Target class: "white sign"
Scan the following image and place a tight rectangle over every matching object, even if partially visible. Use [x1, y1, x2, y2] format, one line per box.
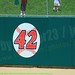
[13, 23, 40, 58]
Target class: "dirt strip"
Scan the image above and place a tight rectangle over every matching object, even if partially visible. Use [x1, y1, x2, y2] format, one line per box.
[0, 67, 75, 75]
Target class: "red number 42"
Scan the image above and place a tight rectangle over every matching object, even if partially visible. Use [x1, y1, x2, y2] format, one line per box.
[14, 30, 37, 49]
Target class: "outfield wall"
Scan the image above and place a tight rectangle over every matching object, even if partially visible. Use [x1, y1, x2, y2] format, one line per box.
[0, 16, 75, 67]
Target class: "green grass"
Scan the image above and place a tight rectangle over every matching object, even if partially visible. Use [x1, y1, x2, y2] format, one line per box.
[0, 0, 75, 15]
[0, 72, 52, 75]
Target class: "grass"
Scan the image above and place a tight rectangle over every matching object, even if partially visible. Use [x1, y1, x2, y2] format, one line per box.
[0, 0, 75, 15]
[0, 73, 51, 75]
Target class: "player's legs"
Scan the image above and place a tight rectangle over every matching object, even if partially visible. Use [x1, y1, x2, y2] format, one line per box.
[53, 1, 60, 12]
[20, 4, 26, 16]
[55, 6, 59, 12]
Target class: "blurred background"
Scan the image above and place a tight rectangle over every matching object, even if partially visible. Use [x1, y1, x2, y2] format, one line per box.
[0, 0, 75, 15]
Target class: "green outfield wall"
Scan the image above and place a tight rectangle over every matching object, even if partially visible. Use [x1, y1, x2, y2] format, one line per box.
[0, 16, 75, 67]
